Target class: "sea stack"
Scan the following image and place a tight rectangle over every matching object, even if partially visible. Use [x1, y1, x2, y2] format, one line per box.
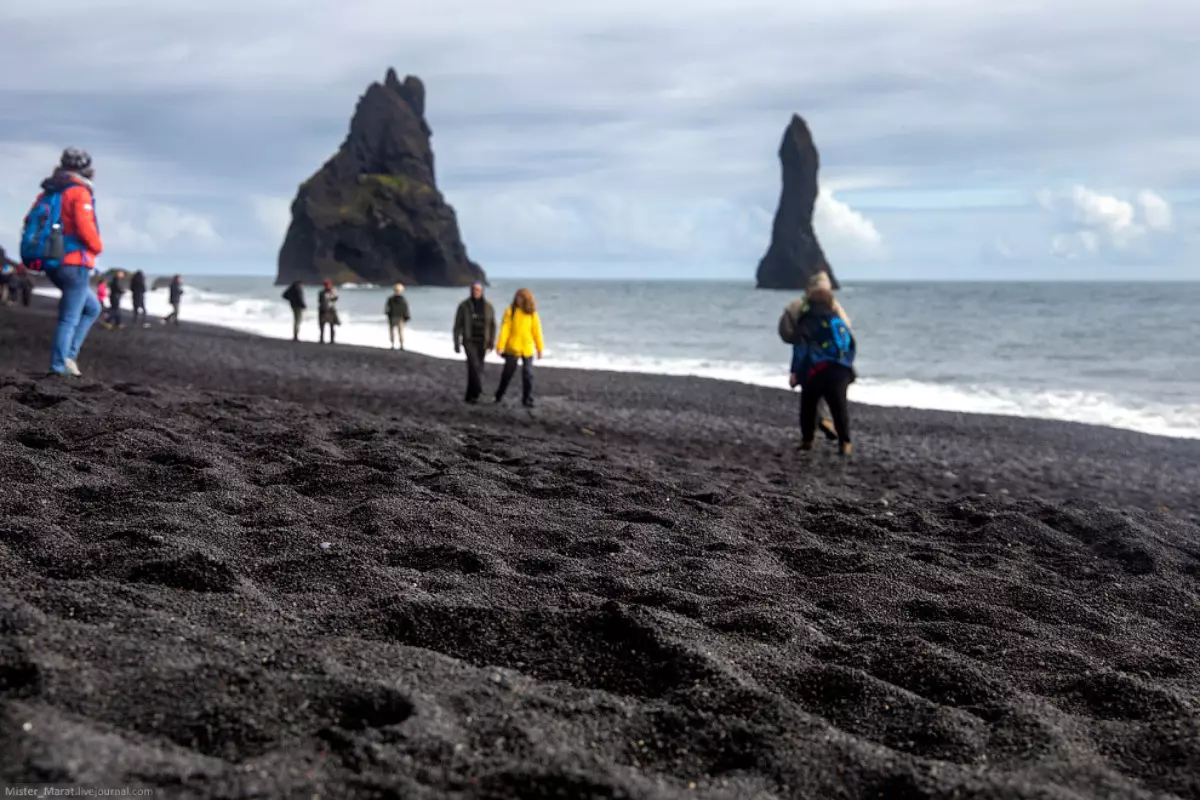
[275, 69, 486, 287]
[755, 114, 837, 290]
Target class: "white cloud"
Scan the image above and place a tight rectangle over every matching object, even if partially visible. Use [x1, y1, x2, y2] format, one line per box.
[1040, 184, 1178, 259]
[1137, 189, 1173, 231]
[813, 189, 883, 257]
[102, 198, 221, 256]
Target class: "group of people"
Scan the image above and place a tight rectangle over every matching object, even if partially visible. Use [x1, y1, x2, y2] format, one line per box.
[281, 279, 407, 347]
[279, 278, 546, 407]
[11, 147, 186, 377]
[92, 270, 184, 329]
[19, 145, 854, 445]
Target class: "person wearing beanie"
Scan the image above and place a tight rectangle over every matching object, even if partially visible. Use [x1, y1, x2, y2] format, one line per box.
[453, 281, 496, 403]
[25, 147, 104, 377]
[384, 283, 411, 350]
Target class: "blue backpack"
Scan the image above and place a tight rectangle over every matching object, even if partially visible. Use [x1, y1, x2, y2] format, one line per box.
[793, 307, 856, 377]
[20, 186, 69, 271]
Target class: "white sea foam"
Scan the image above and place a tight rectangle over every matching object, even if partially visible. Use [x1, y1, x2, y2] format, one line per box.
[35, 284, 1200, 440]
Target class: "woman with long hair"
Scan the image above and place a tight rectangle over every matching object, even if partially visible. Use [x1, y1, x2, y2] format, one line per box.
[494, 287, 544, 407]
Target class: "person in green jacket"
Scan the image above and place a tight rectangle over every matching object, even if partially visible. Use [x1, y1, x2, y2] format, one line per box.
[384, 283, 411, 350]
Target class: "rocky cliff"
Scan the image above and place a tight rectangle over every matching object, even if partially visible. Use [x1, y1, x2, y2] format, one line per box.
[275, 69, 486, 287]
[754, 114, 838, 291]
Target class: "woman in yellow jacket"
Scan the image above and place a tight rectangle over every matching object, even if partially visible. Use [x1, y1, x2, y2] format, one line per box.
[494, 288, 544, 407]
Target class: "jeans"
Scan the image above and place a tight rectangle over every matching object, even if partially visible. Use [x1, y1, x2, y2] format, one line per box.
[45, 265, 101, 373]
[496, 355, 535, 405]
[109, 299, 123, 327]
[800, 364, 853, 444]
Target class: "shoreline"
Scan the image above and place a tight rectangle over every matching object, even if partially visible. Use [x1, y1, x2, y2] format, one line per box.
[28, 288, 1200, 443]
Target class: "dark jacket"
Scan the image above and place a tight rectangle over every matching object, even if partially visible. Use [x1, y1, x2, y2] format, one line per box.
[131, 271, 146, 295]
[283, 282, 306, 310]
[454, 297, 496, 349]
[169, 280, 183, 305]
[109, 275, 125, 302]
[385, 294, 411, 322]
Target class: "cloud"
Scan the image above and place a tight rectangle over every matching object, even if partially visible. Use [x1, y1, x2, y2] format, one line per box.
[813, 189, 883, 257]
[102, 199, 221, 256]
[1, 0, 1198, 277]
[1040, 185, 1179, 260]
[1137, 189, 1173, 231]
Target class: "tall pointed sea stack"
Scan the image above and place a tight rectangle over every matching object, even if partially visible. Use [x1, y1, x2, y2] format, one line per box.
[275, 69, 486, 287]
[754, 114, 837, 290]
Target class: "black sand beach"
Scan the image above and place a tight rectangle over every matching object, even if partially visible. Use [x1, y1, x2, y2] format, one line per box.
[2, 301, 1199, 799]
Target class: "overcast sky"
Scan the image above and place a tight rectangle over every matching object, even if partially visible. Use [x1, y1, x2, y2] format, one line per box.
[1, 0, 1197, 280]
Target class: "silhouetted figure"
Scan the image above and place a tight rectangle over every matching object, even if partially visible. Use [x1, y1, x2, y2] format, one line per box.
[131, 270, 148, 326]
[453, 282, 496, 403]
[163, 275, 183, 325]
[282, 281, 306, 341]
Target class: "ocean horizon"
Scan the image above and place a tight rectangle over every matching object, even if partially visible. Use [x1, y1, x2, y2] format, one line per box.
[36, 276, 1200, 441]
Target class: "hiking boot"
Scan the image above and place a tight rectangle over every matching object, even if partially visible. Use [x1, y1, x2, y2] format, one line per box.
[64, 359, 82, 377]
[797, 439, 815, 452]
[839, 442, 853, 457]
[819, 418, 838, 441]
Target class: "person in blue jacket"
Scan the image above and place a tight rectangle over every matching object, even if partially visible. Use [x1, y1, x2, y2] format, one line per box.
[789, 287, 857, 456]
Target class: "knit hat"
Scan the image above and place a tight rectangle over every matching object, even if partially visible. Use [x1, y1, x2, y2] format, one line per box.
[60, 147, 93, 174]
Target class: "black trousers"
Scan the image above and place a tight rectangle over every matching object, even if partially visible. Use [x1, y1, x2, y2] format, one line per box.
[132, 292, 146, 323]
[495, 355, 534, 404]
[109, 301, 123, 326]
[464, 341, 487, 400]
[800, 364, 853, 444]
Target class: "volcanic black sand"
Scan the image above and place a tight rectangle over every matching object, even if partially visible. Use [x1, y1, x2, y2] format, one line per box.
[2, 301, 1199, 799]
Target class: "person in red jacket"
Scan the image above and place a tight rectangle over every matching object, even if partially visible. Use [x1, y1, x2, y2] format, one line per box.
[32, 148, 104, 377]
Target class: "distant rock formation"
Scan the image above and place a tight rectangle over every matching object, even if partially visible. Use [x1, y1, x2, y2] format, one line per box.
[755, 114, 838, 291]
[275, 69, 486, 287]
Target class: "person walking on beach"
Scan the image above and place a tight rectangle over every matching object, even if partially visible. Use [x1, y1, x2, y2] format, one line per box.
[494, 287, 545, 408]
[779, 270, 852, 441]
[384, 283, 411, 351]
[790, 286, 856, 456]
[282, 280, 306, 342]
[95, 277, 109, 324]
[453, 281, 496, 403]
[105, 269, 126, 329]
[19, 147, 104, 377]
[318, 280, 339, 343]
[163, 275, 183, 325]
[12, 265, 33, 307]
[130, 270, 148, 327]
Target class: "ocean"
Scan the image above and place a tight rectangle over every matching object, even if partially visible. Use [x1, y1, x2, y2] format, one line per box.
[39, 277, 1200, 440]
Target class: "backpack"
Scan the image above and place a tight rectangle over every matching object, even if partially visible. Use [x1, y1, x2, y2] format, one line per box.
[778, 299, 806, 344]
[795, 306, 856, 374]
[20, 186, 68, 271]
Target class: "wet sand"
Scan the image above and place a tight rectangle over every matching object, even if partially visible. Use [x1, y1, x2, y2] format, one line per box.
[2, 302, 1198, 799]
